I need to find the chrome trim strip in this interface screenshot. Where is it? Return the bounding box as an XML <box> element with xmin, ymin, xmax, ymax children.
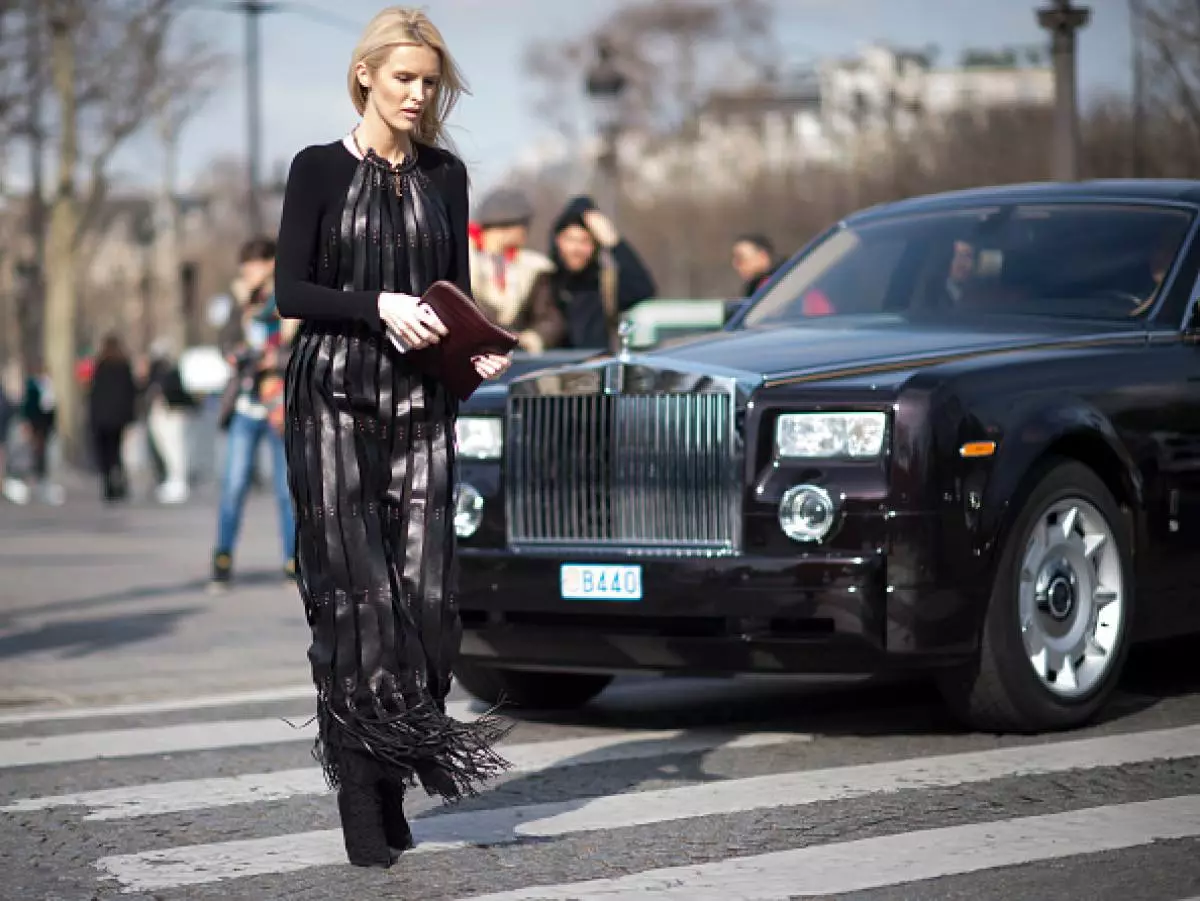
<box><xmin>505</xmin><ymin>541</ymin><xmax>740</xmax><ymax>559</ymax></box>
<box><xmin>763</xmin><ymin>332</ymin><xmax>1152</xmax><ymax>388</ymax></box>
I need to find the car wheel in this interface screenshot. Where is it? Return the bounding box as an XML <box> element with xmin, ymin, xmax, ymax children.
<box><xmin>453</xmin><ymin>662</ymin><xmax>614</xmax><ymax>710</ymax></box>
<box><xmin>938</xmin><ymin>459</ymin><xmax>1134</xmax><ymax>734</ymax></box>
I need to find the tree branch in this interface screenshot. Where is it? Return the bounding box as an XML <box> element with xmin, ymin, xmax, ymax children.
<box><xmin>1141</xmin><ymin>0</ymin><xmax>1200</xmax><ymax>137</ymax></box>
<box><xmin>524</xmin><ymin>0</ymin><xmax>775</xmax><ymax>141</ymax></box>
<box><xmin>70</xmin><ymin>0</ymin><xmax>225</xmax><ymax>245</ymax></box>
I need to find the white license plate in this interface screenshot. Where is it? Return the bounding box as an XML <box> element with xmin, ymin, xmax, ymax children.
<box><xmin>560</xmin><ymin>564</ymin><xmax>643</xmax><ymax>602</ymax></box>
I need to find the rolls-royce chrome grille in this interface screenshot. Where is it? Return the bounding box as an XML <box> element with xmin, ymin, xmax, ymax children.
<box><xmin>506</xmin><ymin>391</ymin><xmax>740</xmax><ymax>554</ymax></box>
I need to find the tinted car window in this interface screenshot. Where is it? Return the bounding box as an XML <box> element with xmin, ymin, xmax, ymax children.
<box><xmin>743</xmin><ymin>203</ymin><xmax>1194</xmax><ymax>326</ymax></box>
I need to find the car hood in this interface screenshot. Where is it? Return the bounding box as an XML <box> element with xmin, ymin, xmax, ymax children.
<box><xmin>642</xmin><ymin>315</ymin><xmax>1146</xmax><ymax>387</ymax></box>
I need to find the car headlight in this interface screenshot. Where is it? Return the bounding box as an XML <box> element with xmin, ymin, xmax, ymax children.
<box><xmin>775</xmin><ymin>412</ymin><xmax>886</xmax><ymax>459</ymax></box>
<box><xmin>455</xmin><ymin>417</ymin><xmax>502</xmax><ymax>460</ymax></box>
<box><xmin>454</xmin><ymin>483</ymin><xmax>485</xmax><ymax>537</ymax></box>
<box><xmin>779</xmin><ymin>484</ymin><xmax>837</xmax><ymax>542</ymax></box>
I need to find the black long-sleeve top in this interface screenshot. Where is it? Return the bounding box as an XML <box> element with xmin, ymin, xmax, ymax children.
<box><xmin>273</xmin><ymin>140</ymin><xmax>472</xmax><ymax>329</ymax></box>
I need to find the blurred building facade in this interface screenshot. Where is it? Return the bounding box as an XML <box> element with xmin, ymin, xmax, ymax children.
<box><xmin>0</xmin><ymin>178</ymin><xmax>285</xmax><ymax>364</ymax></box>
<box><xmin>504</xmin><ymin>42</ymin><xmax>1055</xmax><ymax>200</ymax></box>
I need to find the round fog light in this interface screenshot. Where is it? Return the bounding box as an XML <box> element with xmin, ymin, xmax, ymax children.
<box><xmin>779</xmin><ymin>484</ymin><xmax>836</xmax><ymax>543</ymax></box>
<box><xmin>454</xmin><ymin>483</ymin><xmax>484</xmax><ymax>538</ymax></box>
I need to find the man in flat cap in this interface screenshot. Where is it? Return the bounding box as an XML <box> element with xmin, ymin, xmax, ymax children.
<box><xmin>469</xmin><ymin>187</ymin><xmax>564</xmax><ymax>354</ymax></box>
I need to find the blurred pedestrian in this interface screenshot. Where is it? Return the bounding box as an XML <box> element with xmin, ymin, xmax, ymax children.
<box><xmin>469</xmin><ymin>187</ymin><xmax>564</xmax><ymax>353</ymax></box>
<box><xmin>547</xmin><ymin>195</ymin><xmax>655</xmax><ymax>350</ymax></box>
<box><xmin>0</xmin><ymin>361</ymin><xmax>28</xmax><ymax>505</ymax></box>
<box><xmin>731</xmin><ymin>233</ymin><xmax>779</xmax><ymax>297</ymax></box>
<box><xmin>145</xmin><ymin>338</ymin><xmax>197</xmax><ymax>505</ymax></box>
<box><xmin>88</xmin><ymin>335</ymin><xmax>138</xmax><ymax>503</ymax></box>
<box><xmin>132</xmin><ymin>353</ymin><xmax>168</xmax><ymax>490</ymax></box>
<box><xmin>0</xmin><ymin>372</ymin><xmax>12</xmax><ymax>499</ymax></box>
<box><xmin>274</xmin><ymin>5</ymin><xmax>511</xmax><ymax>868</ymax></box>
<box><xmin>209</xmin><ymin>237</ymin><xmax>297</xmax><ymax>589</ymax></box>
<box><xmin>21</xmin><ymin>362</ymin><xmax>64</xmax><ymax>505</ymax></box>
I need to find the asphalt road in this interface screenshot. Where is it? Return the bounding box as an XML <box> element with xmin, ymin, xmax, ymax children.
<box><xmin>1</xmin><ymin>490</ymin><xmax>1198</xmax><ymax>900</ymax></box>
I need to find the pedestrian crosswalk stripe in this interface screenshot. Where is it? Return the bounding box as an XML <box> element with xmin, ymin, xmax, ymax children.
<box><xmin>0</xmin><ymin>685</ymin><xmax>317</xmax><ymax>726</ymax></box>
<box><xmin>452</xmin><ymin>794</ymin><xmax>1200</xmax><ymax>900</ymax></box>
<box><xmin>4</xmin><ymin>730</ymin><xmax>805</xmax><ymax>820</ymax></box>
<box><xmin>92</xmin><ymin>723</ymin><xmax>1200</xmax><ymax>892</ymax></box>
<box><xmin>0</xmin><ymin>700</ymin><xmax>469</xmax><ymax>768</ymax></box>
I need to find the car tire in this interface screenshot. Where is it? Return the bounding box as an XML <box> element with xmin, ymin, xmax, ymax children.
<box><xmin>453</xmin><ymin>662</ymin><xmax>614</xmax><ymax>710</ymax></box>
<box><xmin>937</xmin><ymin>459</ymin><xmax>1135</xmax><ymax>734</ymax></box>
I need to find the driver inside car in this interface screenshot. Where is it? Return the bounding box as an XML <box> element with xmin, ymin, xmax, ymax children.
<box><xmin>1127</xmin><ymin>236</ymin><xmax>1179</xmax><ymax>315</ymax></box>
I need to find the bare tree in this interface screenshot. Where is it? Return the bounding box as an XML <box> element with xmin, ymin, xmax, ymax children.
<box><xmin>528</xmin><ymin>0</ymin><xmax>776</xmax><ymax>296</ymax></box>
<box><xmin>525</xmin><ymin>0</ymin><xmax>775</xmax><ymax>139</ymax></box>
<box><xmin>511</xmin><ymin>94</ymin><xmax>1186</xmax><ymax>300</ymax></box>
<box><xmin>43</xmin><ymin>0</ymin><xmax>81</xmax><ymax>453</ymax></box>
<box><xmin>40</xmin><ymin>0</ymin><xmax>220</xmax><ymax>453</ymax></box>
<box><xmin>1138</xmin><ymin>0</ymin><xmax>1200</xmax><ymax>174</ymax></box>
<box><xmin>0</xmin><ymin>1</ymin><xmax>25</xmax><ymax>160</ymax></box>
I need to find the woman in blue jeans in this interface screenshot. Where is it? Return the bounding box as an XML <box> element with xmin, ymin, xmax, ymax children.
<box><xmin>210</xmin><ymin>237</ymin><xmax>297</xmax><ymax>590</ymax></box>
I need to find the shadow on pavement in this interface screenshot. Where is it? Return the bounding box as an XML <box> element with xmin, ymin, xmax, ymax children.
<box><xmin>1096</xmin><ymin>633</ymin><xmax>1200</xmax><ymax>722</ymax></box>
<box><xmin>0</xmin><ymin>568</ymin><xmax>293</xmax><ymax>624</ymax></box>
<box><xmin>472</xmin><ymin>674</ymin><xmax>956</xmax><ymax>738</ymax></box>
<box><xmin>452</xmin><ymin>631</ymin><xmax>1200</xmax><ymax>742</ymax></box>
<box><xmin>401</xmin><ymin>633</ymin><xmax>1200</xmax><ymax>855</ymax></box>
<box><xmin>0</xmin><ymin>552</ymin><xmax>149</xmax><ymax>567</ymax></box>
<box><xmin>0</xmin><ymin>607</ymin><xmax>204</xmax><ymax>659</ymax></box>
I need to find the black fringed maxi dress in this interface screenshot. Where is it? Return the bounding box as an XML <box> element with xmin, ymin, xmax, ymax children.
<box><xmin>274</xmin><ymin>137</ymin><xmax>509</xmax><ymax>801</ymax></box>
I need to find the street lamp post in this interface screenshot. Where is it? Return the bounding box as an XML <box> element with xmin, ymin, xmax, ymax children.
<box><xmin>585</xmin><ymin>37</ymin><xmax>627</xmax><ymax>223</ymax></box>
<box><xmin>1037</xmin><ymin>0</ymin><xmax>1091</xmax><ymax>181</ymax></box>
<box><xmin>190</xmin><ymin>2</ymin><xmax>362</xmax><ymax>236</ymax></box>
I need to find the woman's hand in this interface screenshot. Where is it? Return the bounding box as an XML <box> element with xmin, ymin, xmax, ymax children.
<box><xmin>582</xmin><ymin>209</ymin><xmax>620</xmax><ymax>248</ymax></box>
<box><xmin>472</xmin><ymin>353</ymin><xmax>512</xmax><ymax>380</ymax></box>
<box><xmin>378</xmin><ymin>292</ymin><xmax>448</xmax><ymax>350</ymax></box>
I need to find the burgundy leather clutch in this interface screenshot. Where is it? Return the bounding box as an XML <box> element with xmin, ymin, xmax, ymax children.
<box><xmin>401</xmin><ymin>280</ymin><xmax>518</xmax><ymax>401</ymax></box>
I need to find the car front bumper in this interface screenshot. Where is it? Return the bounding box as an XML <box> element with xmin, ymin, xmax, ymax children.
<box><xmin>457</xmin><ymin>523</ymin><xmax>981</xmax><ymax>677</ymax></box>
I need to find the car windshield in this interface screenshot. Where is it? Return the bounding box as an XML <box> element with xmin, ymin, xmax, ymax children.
<box><xmin>742</xmin><ymin>202</ymin><xmax>1194</xmax><ymax>327</ymax></box>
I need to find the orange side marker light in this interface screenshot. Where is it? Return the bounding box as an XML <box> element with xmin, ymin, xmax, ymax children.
<box><xmin>959</xmin><ymin>441</ymin><xmax>997</xmax><ymax>458</ymax></box>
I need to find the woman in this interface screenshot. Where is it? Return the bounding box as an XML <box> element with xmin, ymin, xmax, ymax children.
<box><xmin>274</xmin><ymin>7</ymin><xmax>512</xmax><ymax>868</ymax></box>
<box><xmin>88</xmin><ymin>335</ymin><xmax>137</xmax><ymax>502</ymax></box>
<box><xmin>548</xmin><ymin>195</ymin><xmax>657</xmax><ymax>350</ymax></box>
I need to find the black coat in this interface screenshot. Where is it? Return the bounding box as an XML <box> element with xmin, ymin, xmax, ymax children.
<box><xmin>88</xmin><ymin>358</ymin><xmax>137</xmax><ymax>432</ymax></box>
<box><xmin>147</xmin><ymin>359</ymin><xmax>197</xmax><ymax>410</ymax></box>
<box><xmin>548</xmin><ymin>197</ymin><xmax>657</xmax><ymax>350</ymax></box>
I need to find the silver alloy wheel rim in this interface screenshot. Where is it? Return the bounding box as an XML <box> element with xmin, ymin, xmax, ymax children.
<box><xmin>1017</xmin><ymin>497</ymin><xmax>1124</xmax><ymax>699</ymax></box>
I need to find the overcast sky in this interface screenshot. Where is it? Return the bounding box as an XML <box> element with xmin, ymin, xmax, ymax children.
<box><xmin>110</xmin><ymin>0</ymin><xmax>1132</xmax><ymax>206</ymax></box>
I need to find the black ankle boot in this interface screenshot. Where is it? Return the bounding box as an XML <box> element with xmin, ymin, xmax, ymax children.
<box><xmin>378</xmin><ymin>779</ymin><xmax>414</xmax><ymax>852</ymax></box>
<box><xmin>336</xmin><ymin>752</ymin><xmax>394</xmax><ymax>868</ymax></box>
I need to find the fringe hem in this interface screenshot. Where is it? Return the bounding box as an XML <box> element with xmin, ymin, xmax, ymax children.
<box><xmin>312</xmin><ymin>692</ymin><xmax>513</xmax><ymax>803</ymax></box>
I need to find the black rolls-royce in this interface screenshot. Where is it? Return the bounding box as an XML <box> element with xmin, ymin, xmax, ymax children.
<box><xmin>450</xmin><ymin>180</ymin><xmax>1200</xmax><ymax>734</ymax></box>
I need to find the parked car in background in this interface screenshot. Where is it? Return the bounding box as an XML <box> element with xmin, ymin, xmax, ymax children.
<box><xmin>451</xmin><ymin>180</ymin><xmax>1200</xmax><ymax>734</ymax></box>
<box><xmin>622</xmin><ymin>298</ymin><xmax>731</xmax><ymax>348</ymax></box>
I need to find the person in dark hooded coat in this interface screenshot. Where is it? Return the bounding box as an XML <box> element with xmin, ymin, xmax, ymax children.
<box><xmin>547</xmin><ymin>196</ymin><xmax>656</xmax><ymax>350</ymax></box>
<box><xmin>88</xmin><ymin>334</ymin><xmax>138</xmax><ymax>502</ymax></box>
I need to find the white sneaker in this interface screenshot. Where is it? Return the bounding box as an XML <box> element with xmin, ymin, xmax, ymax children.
<box><xmin>156</xmin><ymin>480</ymin><xmax>189</xmax><ymax>505</ymax></box>
<box><xmin>2</xmin><ymin>477</ymin><xmax>30</xmax><ymax>505</ymax></box>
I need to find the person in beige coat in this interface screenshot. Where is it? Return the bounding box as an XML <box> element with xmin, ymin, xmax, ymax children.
<box><xmin>469</xmin><ymin>187</ymin><xmax>564</xmax><ymax>353</ymax></box>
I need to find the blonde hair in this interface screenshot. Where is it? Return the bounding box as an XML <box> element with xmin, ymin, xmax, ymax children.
<box><xmin>347</xmin><ymin>7</ymin><xmax>468</xmax><ymax>148</ymax></box>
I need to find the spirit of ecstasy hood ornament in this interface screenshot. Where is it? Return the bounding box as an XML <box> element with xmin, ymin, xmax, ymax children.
<box><xmin>616</xmin><ymin>319</ymin><xmax>634</xmax><ymax>359</ymax></box>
